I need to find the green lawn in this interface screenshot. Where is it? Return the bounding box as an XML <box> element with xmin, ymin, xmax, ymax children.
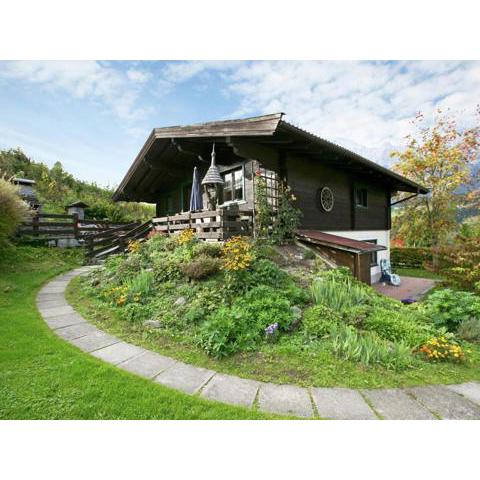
<box><xmin>68</xmin><ymin>275</ymin><xmax>480</xmax><ymax>390</ymax></box>
<box><xmin>0</xmin><ymin>246</ymin><xmax>278</xmax><ymax>419</ymax></box>
<box><xmin>396</xmin><ymin>267</ymin><xmax>444</xmax><ymax>280</ymax></box>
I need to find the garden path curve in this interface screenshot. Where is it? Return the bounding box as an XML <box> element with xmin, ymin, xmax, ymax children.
<box><xmin>36</xmin><ymin>267</ymin><xmax>480</xmax><ymax>420</ymax></box>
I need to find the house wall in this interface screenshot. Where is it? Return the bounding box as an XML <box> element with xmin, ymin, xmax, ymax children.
<box><xmin>322</xmin><ymin>229</ymin><xmax>390</xmax><ymax>283</ymax></box>
<box><xmin>284</xmin><ymin>155</ymin><xmax>391</xmax><ymax>232</ymax></box>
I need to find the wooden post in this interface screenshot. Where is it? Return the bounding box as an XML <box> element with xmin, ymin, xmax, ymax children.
<box><xmin>33</xmin><ymin>214</ymin><xmax>39</xmax><ymax>237</ymax></box>
<box><xmin>72</xmin><ymin>213</ymin><xmax>79</xmax><ymax>239</ymax></box>
<box><xmin>218</xmin><ymin>209</ymin><xmax>224</xmax><ymax>241</ymax></box>
<box><xmin>166</xmin><ymin>215</ymin><xmax>170</xmax><ymax>236</ymax></box>
<box><xmin>87</xmin><ymin>235</ymin><xmax>93</xmax><ymax>257</ymax></box>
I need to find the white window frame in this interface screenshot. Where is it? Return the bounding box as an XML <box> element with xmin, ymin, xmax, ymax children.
<box><xmin>218</xmin><ymin>164</ymin><xmax>246</xmax><ymax>207</ymax></box>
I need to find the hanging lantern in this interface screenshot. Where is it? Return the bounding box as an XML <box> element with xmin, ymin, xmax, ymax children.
<box><xmin>201</xmin><ymin>143</ymin><xmax>224</xmax><ymax>209</ymax></box>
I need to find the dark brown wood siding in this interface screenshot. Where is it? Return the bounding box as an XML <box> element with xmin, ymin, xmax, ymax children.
<box><xmin>285</xmin><ymin>155</ymin><xmax>390</xmax><ymax>231</ymax></box>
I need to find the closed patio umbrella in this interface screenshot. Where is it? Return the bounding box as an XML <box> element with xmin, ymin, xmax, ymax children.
<box><xmin>189</xmin><ymin>166</ymin><xmax>203</xmax><ymax>212</ymax></box>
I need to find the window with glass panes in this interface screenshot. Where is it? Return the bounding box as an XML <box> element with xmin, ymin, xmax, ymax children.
<box><xmin>222</xmin><ymin>167</ymin><xmax>244</xmax><ymax>203</ymax></box>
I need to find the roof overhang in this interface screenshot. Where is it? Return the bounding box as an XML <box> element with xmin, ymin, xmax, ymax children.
<box><xmin>296</xmin><ymin>230</ymin><xmax>387</xmax><ymax>254</ymax></box>
<box><xmin>113</xmin><ymin>113</ymin><xmax>428</xmax><ymax>202</ymax></box>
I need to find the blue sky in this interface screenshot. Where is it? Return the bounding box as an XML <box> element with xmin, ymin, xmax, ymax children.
<box><xmin>1</xmin><ymin>60</ymin><xmax>479</xmax><ymax>187</ymax></box>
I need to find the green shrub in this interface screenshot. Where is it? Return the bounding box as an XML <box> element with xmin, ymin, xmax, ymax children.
<box><xmin>330</xmin><ymin>324</ymin><xmax>415</xmax><ymax>370</ymax></box>
<box><xmin>197</xmin><ymin>306</ymin><xmax>264</xmax><ymax>358</ymax></box>
<box><xmin>192</xmin><ymin>242</ymin><xmax>223</xmax><ymax>258</ymax></box>
<box><xmin>151</xmin><ymin>250</ymin><xmax>183</xmax><ymax>282</ymax></box>
<box><xmin>302</xmin><ymin>305</ymin><xmax>341</xmax><ymax>339</ymax></box>
<box><xmin>0</xmin><ymin>177</ymin><xmax>30</xmax><ymax>248</ymax></box>
<box><xmin>114</xmin><ymin>252</ymin><xmax>145</xmax><ymax>282</ymax></box>
<box><xmin>422</xmin><ymin>289</ymin><xmax>480</xmax><ymax>332</ymax></box>
<box><xmin>181</xmin><ymin>255</ymin><xmax>221</xmax><ymax>280</ymax></box>
<box><xmin>363</xmin><ymin>308</ymin><xmax>435</xmax><ymax>347</ymax></box>
<box><xmin>456</xmin><ymin>317</ymin><xmax>480</xmax><ymax>343</ymax></box>
<box><xmin>391</xmin><ymin>247</ymin><xmax>433</xmax><ymax>268</ymax></box>
<box><xmin>235</xmin><ymin>286</ymin><xmax>295</xmax><ymax>332</ymax></box>
<box><xmin>120</xmin><ymin>302</ymin><xmax>155</xmax><ymax>323</ymax></box>
<box><xmin>341</xmin><ymin>304</ymin><xmax>372</xmax><ymax>327</ymax></box>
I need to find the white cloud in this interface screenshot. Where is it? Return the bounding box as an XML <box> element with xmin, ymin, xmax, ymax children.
<box><xmin>126</xmin><ymin>68</ymin><xmax>151</xmax><ymax>83</ymax></box>
<box><xmin>158</xmin><ymin>60</ymin><xmax>480</xmax><ymax>164</ymax></box>
<box><xmin>0</xmin><ymin>60</ymin><xmax>150</xmax><ymax>123</ymax></box>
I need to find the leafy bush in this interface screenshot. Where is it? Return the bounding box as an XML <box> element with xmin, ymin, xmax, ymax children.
<box><xmin>181</xmin><ymin>255</ymin><xmax>221</xmax><ymax>280</ymax></box>
<box><xmin>192</xmin><ymin>241</ymin><xmax>223</xmax><ymax>258</ymax></box>
<box><xmin>363</xmin><ymin>308</ymin><xmax>435</xmax><ymax>347</ymax></box>
<box><xmin>457</xmin><ymin>317</ymin><xmax>480</xmax><ymax>343</ymax></box>
<box><xmin>391</xmin><ymin>247</ymin><xmax>433</xmax><ymax>268</ymax></box>
<box><xmin>422</xmin><ymin>289</ymin><xmax>480</xmax><ymax>332</ymax></box>
<box><xmin>341</xmin><ymin>304</ymin><xmax>372</xmax><ymax>327</ymax></box>
<box><xmin>235</xmin><ymin>286</ymin><xmax>295</xmax><ymax>332</ymax></box>
<box><xmin>437</xmin><ymin>236</ymin><xmax>480</xmax><ymax>294</ymax></box>
<box><xmin>197</xmin><ymin>306</ymin><xmax>263</xmax><ymax>358</ymax></box>
<box><xmin>302</xmin><ymin>305</ymin><xmax>341</xmax><ymax>339</ymax></box>
<box><xmin>151</xmin><ymin>251</ymin><xmax>183</xmax><ymax>282</ymax></box>
<box><xmin>330</xmin><ymin>324</ymin><xmax>415</xmax><ymax>370</ymax></box>
<box><xmin>0</xmin><ymin>176</ymin><xmax>30</xmax><ymax>248</ymax></box>
<box><xmin>120</xmin><ymin>302</ymin><xmax>155</xmax><ymax>323</ymax></box>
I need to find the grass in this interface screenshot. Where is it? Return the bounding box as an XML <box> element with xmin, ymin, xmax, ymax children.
<box><xmin>396</xmin><ymin>267</ymin><xmax>444</xmax><ymax>280</ymax></box>
<box><xmin>0</xmin><ymin>246</ymin><xmax>280</xmax><ymax>419</ymax></box>
<box><xmin>68</xmin><ymin>275</ymin><xmax>480</xmax><ymax>389</ymax></box>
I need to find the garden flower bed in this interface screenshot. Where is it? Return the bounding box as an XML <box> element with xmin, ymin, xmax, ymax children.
<box><xmin>67</xmin><ymin>231</ymin><xmax>480</xmax><ymax>389</ymax></box>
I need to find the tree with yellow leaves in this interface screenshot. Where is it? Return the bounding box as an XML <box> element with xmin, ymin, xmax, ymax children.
<box><xmin>391</xmin><ymin>108</ymin><xmax>480</xmax><ymax>257</ymax></box>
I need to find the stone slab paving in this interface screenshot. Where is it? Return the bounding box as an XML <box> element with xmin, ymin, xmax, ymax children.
<box><xmin>70</xmin><ymin>330</ymin><xmax>120</xmax><ymax>353</ymax></box>
<box><xmin>37</xmin><ymin>292</ymin><xmax>67</xmax><ymax>302</ymax></box>
<box><xmin>118</xmin><ymin>351</ymin><xmax>177</xmax><ymax>379</ymax></box>
<box><xmin>407</xmin><ymin>385</ymin><xmax>480</xmax><ymax>420</ymax></box>
<box><xmin>201</xmin><ymin>373</ymin><xmax>261</xmax><ymax>408</ymax></box>
<box><xmin>311</xmin><ymin>387</ymin><xmax>377</xmax><ymax>420</ymax></box>
<box><xmin>37</xmin><ymin>304</ymin><xmax>75</xmax><ymax>318</ymax></box>
<box><xmin>446</xmin><ymin>382</ymin><xmax>480</xmax><ymax>406</ymax></box>
<box><xmin>154</xmin><ymin>362</ymin><xmax>216</xmax><ymax>394</ymax></box>
<box><xmin>44</xmin><ymin>312</ymin><xmax>87</xmax><ymax>329</ymax></box>
<box><xmin>91</xmin><ymin>342</ymin><xmax>145</xmax><ymax>365</ymax></box>
<box><xmin>55</xmin><ymin>322</ymin><xmax>98</xmax><ymax>341</ymax></box>
<box><xmin>34</xmin><ymin>267</ymin><xmax>480</xmax><ymax>419</ymax></box>
<box><xmin>362</xmin><ymin>388</ymin><xmax>435</xmax><ymax>420</ymax></box>
<box><xmin>36</xmin><ymin>298</ymin><xmax>69</xmax><ymax>309</ymax></box>
<box><xmin>258</xmin><ymin>383</ymin><xmax>313</xmax><ymax>418</ymax></box>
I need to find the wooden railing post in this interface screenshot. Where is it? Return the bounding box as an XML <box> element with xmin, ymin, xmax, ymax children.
<box><xmin>87</xmin><ymin>235</ymin><xmax>93</xmax><ymax>257</ymax></box>
<box><xmin>72</xmin><ymin>213</ymin><xmax>79</xmax><ymax>239</ymax></box>
<box><xmin>33</xmin><ymin>214</ymin><xmax>39</xmax><ymax>236</ymax></box>
<box><xmin>218</xmin><ymin>209</ymin><xmax>224</xmax><ymax>240</ymax></box>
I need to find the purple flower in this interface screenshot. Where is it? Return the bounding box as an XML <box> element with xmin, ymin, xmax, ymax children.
<box><xmin>265</xmin><ymin>322</ymin><xmax>279</xmax><ymax>336</ymax></box>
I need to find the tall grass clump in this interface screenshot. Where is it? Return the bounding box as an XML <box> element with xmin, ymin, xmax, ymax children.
<box><xmin>330</xmin><ymin>324</ymin><xmax>415</xmax><ymax>370</ymax></box>
<box><xmin>0</xmin><ymin>176</ymin><xmax>30</xmax><ymax>249</ymax></box>
<box><xmin>310</xmin><ymin>269</ymin><xmax>369</xmax><ymax>311</ymax></box>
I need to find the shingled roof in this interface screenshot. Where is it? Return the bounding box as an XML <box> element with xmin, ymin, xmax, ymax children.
<box><xmin>113</xmin><ymin>113</ymin><xmax>428</xmax><ymax>201</ymax></box>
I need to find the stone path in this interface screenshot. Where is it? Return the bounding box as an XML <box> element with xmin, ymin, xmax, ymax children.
<box><xmin>36</xmin><ymin>267</ymin><xmax>480</xmax><ymax>420</ymax></box>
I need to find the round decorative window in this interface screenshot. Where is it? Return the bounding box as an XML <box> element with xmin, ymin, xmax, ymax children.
<box><xmin>316</xmin><ymin>186</ymin><xmax>334</xmax><ymax>212</ymax></box>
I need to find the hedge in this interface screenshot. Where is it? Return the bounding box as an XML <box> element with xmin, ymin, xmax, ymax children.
<box><xmin>390</xmin><ymin>247</ymin><xmax>433</xmax><ymax>268</ymax></box>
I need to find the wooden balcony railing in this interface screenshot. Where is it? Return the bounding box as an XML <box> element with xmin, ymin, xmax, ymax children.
<box><xmin>152</xmin><ymin>206</ymin><xmax>253</xmax><ymax>241</ymax></box>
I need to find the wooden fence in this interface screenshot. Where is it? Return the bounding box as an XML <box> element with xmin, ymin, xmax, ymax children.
<box><xmin>152</xmin><ymin>207</ymin><xmax>253</xmax><ymax>240</ymax></box>
<box><xmin>18</xmin><ymin>212</ymin><xmax>138</xmax><ymax>240</ymax></box>
<box><xmin>85</xmin><ymin>220</ymin><xmax>151</xmax><ymax>258</ymax></box>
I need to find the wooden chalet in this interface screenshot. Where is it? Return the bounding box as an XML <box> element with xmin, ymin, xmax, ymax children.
<box><xmin>113</xmin><ymin>113</ymin><xmax>428</xmax><ymax>284</ymax></box>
